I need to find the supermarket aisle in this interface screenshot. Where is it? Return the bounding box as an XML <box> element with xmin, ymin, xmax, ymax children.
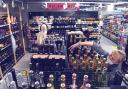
<box><xmin>13</xmin><ymin>35</ymin><xmax>118</xmax><ymax>71</ymax></box>
<box><xmin>13</xmin><ymin>53</ymin><xmax>33</xmax><ymax>72</ymax></box>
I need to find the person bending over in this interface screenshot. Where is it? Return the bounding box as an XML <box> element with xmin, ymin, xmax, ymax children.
<box><xmin>69</xmin><ymin>41</ymin><xmax>126</xmax><ymax>86</ymax></box>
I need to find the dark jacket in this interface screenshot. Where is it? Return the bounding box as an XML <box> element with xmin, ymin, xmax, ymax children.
<box><xmin>92</xmin><ymin>42</ymin><xmax>123</xmax><ymax>86</ymax></box>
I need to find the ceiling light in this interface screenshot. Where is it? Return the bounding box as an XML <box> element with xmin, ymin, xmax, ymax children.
<box><xmin>2</xmin><ymin>0</ymin><xmax>6</xmax><ymax>8</ymax></box>
<box><xmin>21</xmin><ymin>2</ymin><xmax>24</xmax><ymax>10</ymax></box>
<box><xmin>107</xmin><ymin>3</ymin><xmax>114</xmax><ymax>12</ymax></box>
<box><xmin>12</xmin><ymin>0</ymin><xmax>15</xmax><ymax>8</ymax></box>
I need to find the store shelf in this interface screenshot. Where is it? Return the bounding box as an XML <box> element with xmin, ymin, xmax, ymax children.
<box><xmin>0</xmin><ymin>24</ymin><xmax>9</xmax><ymax>28</ymax></box>
<box><xmin>2</xmin><ymin>63</ymin><xmax>14</xmax><ymax>76</ymax></box>
<box><xmin>0</xmin><ymin>54</ymin><xmax>13</xmax><ymax>64</ymax></box>
<box><xmin>0</xmin><ymin>34</ymin><xmax>10</xmax><ymax>40</ymax></box>
<box><xmin>0</xmin><ymin>44</ymin><xmax>11</xmax><ymax>51</ymax></box>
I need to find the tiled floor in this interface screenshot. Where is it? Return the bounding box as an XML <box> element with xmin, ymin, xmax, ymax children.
<box><xmin>13</xmin><ymin>35</ymin><xmax>117</xmax><ymax>71</ymax></box>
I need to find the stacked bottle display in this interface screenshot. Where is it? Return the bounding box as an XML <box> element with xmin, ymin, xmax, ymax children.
<box><xmin>0</xmin><ymin>15</ymin><xmax>8</xmax><ymax>25</ymax></box>
<box><xmin>39</xmin><ymin>34</ymin><xmax>66</xmax><ymax>54</ymax></box>
<box><xmin>30</xmin><ymin>34</ymin><xmax>66</xmax><ymax>54</ymax></box>
<box><xmin>0</xmin><ymin>25</ymin><xmax>15</xmax><ymax>75</ymax></box>
<box><xmin>0</xmin><ymin>14</ymin><xmax>25</xmax><ymax>76</ymax></box>
<box><xmin>16</xmin><ymin>68</ymin><xmax>93</xmax><ymax>89</ymax></box>
<box><xmin>68</xmin><ymin>46</ymin><xmax>108</xmax><ymax>86</ymax></box>
<box><xmin>49</xmin><ymin>18</ymin><xmax>76</xmax><ymax>35</ymax></box>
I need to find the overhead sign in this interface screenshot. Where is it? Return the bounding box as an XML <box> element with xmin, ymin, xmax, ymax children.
<box><xmin>47</xmin><ymin>3</ymin><xmax>80</xmax><ymax>10</ymax></box>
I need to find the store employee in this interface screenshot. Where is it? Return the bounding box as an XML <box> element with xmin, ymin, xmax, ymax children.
<box><xmin>69</xmin><ymin>41</ymin><xmax>126</xmax><ymax>86</ymax></box>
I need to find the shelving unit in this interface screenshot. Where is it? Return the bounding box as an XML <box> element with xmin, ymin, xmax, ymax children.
<box><xmin>0</xmin><ymin>4</ymin><xmax>25</xmax><ymax>78</ymax></box>
<box><xmin>102</xmin><ymin>11</ymin><xmax>128</xmax><ymax>49</ymax></box>
<box><xmin>76</xmin><ymin>19</ymin><xmax>100</xmax><ymax>40</ymax></box>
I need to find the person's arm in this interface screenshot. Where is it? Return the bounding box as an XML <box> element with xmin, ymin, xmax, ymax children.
<box><xmin>92</xmin><ymin>42</ymin><xmax>109</xmax><ymax>58</ymax></box>
<box><xmin>69</xmin><ymin>41</ymin><xmax>109</xmax><ymax>58</ymax></box>
<box><xmin>69</xmin><ymin>41</ymin><xmax>93</xmax><ymax>50</ymax></box>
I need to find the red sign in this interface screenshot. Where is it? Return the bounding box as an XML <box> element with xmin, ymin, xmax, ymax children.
<box><xmin>47</xmin><ymin>3</ymin><xmax>79</xmax><ymax>10</ymax></box>
<box><xmin>47</xmin><ymin>3</ymin><xmax>64</xmax><ymax>9</ymax></box>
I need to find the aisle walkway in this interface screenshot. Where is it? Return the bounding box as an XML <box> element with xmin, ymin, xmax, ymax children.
<box><xmin>13</xmin><ymin>35</ymin><xmax>118</xmax><ymax>71</ymax></box>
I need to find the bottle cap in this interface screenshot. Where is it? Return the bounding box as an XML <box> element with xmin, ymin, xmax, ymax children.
<box><xmin>125</xmin><ymin>74</ymin><xmax>128</xmax><ymax>79</ymax></box>
<box><xmin>61</xmin><ymin>83</ymin><xmax>66</xmax><ymax>88</ymax></box>
<box><xmin>61</xmin><ymin>74</ymin><xmax>66</xmax><ymax>78</ymax></box>
<box><xmin>49</xmin><ymin>74</ymin><xmax>54</xmax><ymax>78</ymax></box>
<box><xmin>47</xmin><ymin>83</ymin><xmax>52</xmax><ymax>88</ymax></box>
<box><xmin>84</xmin><ymin>75</ymin><xmax>88</xmax><ymax>78</ymax></box>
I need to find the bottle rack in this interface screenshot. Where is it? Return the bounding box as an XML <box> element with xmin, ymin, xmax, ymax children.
<box><xmin>0</xmin><ymin>23</ymin><xmax>15</xmax><ymax>77</ymax></box>
<box><xmin>102</xmin><ymin>17</ymin><xmax>119</xmax><ymax>44</ymax></box>
<box><xmin>76</xmin><ymin>19</ymin><xmax>100</xmax><ymax>41</ymax></box>
<box><xmin>102</xmin><ymin>13</ymin><xmax>128</xmax><ymax>49</ymax></box>
<box><xmin>0</xmin><ymin>4</ymin><xmax>25</xmax><ymax>78</ymax></box>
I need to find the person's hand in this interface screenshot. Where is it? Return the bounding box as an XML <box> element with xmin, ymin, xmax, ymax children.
<box><xmin>69</xmin><ymin>42</ymin><xmax>81</xmax><ymax>51</ymax></box>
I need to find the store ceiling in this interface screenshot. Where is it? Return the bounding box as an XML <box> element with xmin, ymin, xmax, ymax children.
<box><xmin>11</xmin><ymin>0</ymin><xmax>128</xmax><ymax>3</ymax></box>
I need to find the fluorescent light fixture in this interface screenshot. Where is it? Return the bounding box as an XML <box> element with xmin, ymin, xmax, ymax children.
<box><xmin>107</xmin><ymin>3</ymin><xmax>114</xmax><ymax>12</ymax></box>
<box><xmin>63</xmin><ymin>3</ymin><xmax>67</xmax><ymax>9</ymax></box>
<box><xmin>2</xmin><ymin>0</ymin><xmax>6</xmax><ymax>8</ymax></box>
<box><xmin>21</xmin><ymin>2</ymin><xmax>24</xmax><ymax>10</ymax></box>
<box><xmin>3</xmin><ymin>3</ymin><xmax>6</xmax><ymax>8</ymax></box>
<box><xmin>12</xmin><ymin>0</ymin><xmax>15</xmax><ymax>8</ymax></box>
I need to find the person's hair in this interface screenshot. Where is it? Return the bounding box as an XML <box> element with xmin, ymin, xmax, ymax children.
<box><xmin>117</xmin><ymin>50</ymin><xmax>126</xmax><ymax>63</ymax></box>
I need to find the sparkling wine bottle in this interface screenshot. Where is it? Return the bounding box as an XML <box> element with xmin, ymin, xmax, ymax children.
<box><xmin>49</xmin><ymin>74</ymin><xmax>54</xmax><ymax>89</ymax></box>
<box><xmin>39</xmin><ymin>71</ymin><xmax>45</xmax><ymax>88</ymax></box>
<box><xmin>9</xmin><ymin>81</ymin><xmax>17</xmax><ymax>89</ymax></box>
<box><xmin>60</xmin><ymin>74</ymin><xmax>66</xmax><ymax>83</ymax></box>
<box><xmin>35</xmin><ymin>81</ymin><xmax>40</xmax><ymax>89</ymax></box>
<box><xmin>80</xmin><ymin>75</ymin><xmax>88</xmax><ymax>89</ymax></box>
<box><xmin>29</xmin><ymin>70</ymin><xmax>35</xmax><ymax>88</ymax></box>
<box><xmin>70</xmin><ymin>73</ymin><xmax>77</xmax><ymax>89</ymax></box>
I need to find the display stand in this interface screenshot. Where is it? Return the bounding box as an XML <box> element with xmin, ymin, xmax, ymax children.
<box><xmin>0</xmin><ymin>3</ymin><xmax>25</xmax><ymax>77</ymax></box>
<box><xmin>7</xmin><ymin>4</ymin><xmax>17</xmax><ymax>63</ymax></box>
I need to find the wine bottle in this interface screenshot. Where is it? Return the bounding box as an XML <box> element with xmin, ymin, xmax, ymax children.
<box><xmin>70</xmin><ymin>73</ymin><xmax>77</xmax><ymax>89</ymax></box>
<box><xmin>35</xmin><ymin>81</ymin><xmax>40</xmax><ymax>89</ymax></box>
<box><xmin>39</xmin><ymin>71</ymin><xmax>45</xmax><ymax>88</ymax></box>
<box><xmin>60</xmin><ymin>74</ymin><xmax>66</xmax><ymax>83</ymax></box>
<box><xmin>29</xmin><ymin>70</ymin><xmax>35</xmax><ymax>88</ymax></box>
<box><xmin>49</xmin><ymin>74</ymin><xmax>54</xmax><ymax>89</ymax></box>
<box><xmin>16</xmin><ymin>73</ymin><xmax>23</xmax><ymax>88</ymax></box>
<box><xmin>95</xmin><ymin>61</ymin><xmax>102</xmax><ymax>86</ymax></box>
<box><xmin>80</xmin><ymin>75</ymin><xmax>88</xmax><ymax>89</ymax></box>
<box><xmin>81</xmin><ymin>55</ymin><xmax>87</xmax><ymax>70</ymax></box>
<box><xmin>101</xmin><ymin>61</ymin><xmax>108</xmax><ymax>86</ymax></box>
<box><xmin>72</xmin><ymin>55</ymin><xmax>79</xmax><ymax>70</ymax></box>
<box><xmin>9</xmin><ymin>81</ymin><xmax>17</xmax><ymax>89</ymax></box>
<box><xmin>21</xmin><ymin>82</ymin><xmax>28</xmax><ymax>89</ymax></box>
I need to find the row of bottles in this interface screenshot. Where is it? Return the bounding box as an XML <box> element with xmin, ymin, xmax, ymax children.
<box><xmin>68</xmin><ymin>46</ymin><xmax>108</xmax><ymax>86</ymax></box>
<box><xmin>0</xmin><ymin>15</ymin><xmax>18</xmax><ymax>25</ymax></box>
<box><xmin>30</xmin><ymin>34</ymin><xmax>66</xmax><ymax>54</ymax></box>
<box><xmin>0</xmin><ymin>26</ymin><xmax>9</xmax><ymax>38</ymax></box>
<box><xmin>0</xmin><ymin>37</ymin><xmax>11</xmax><ymax>50</ymax></box>
<box><xmin>69</xmin><ymin>48</ymin><xmax>107</xmax><ymax>71</ymax></box>
<box><xmin>52</xmin><ymin>18</ymin><xmax>76</xmax><ymax>27</ymax></box>
<box><xmin>16</xmin><ymin>70</ymin><xmax>91</xmax><ymax>89</ymax></box>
